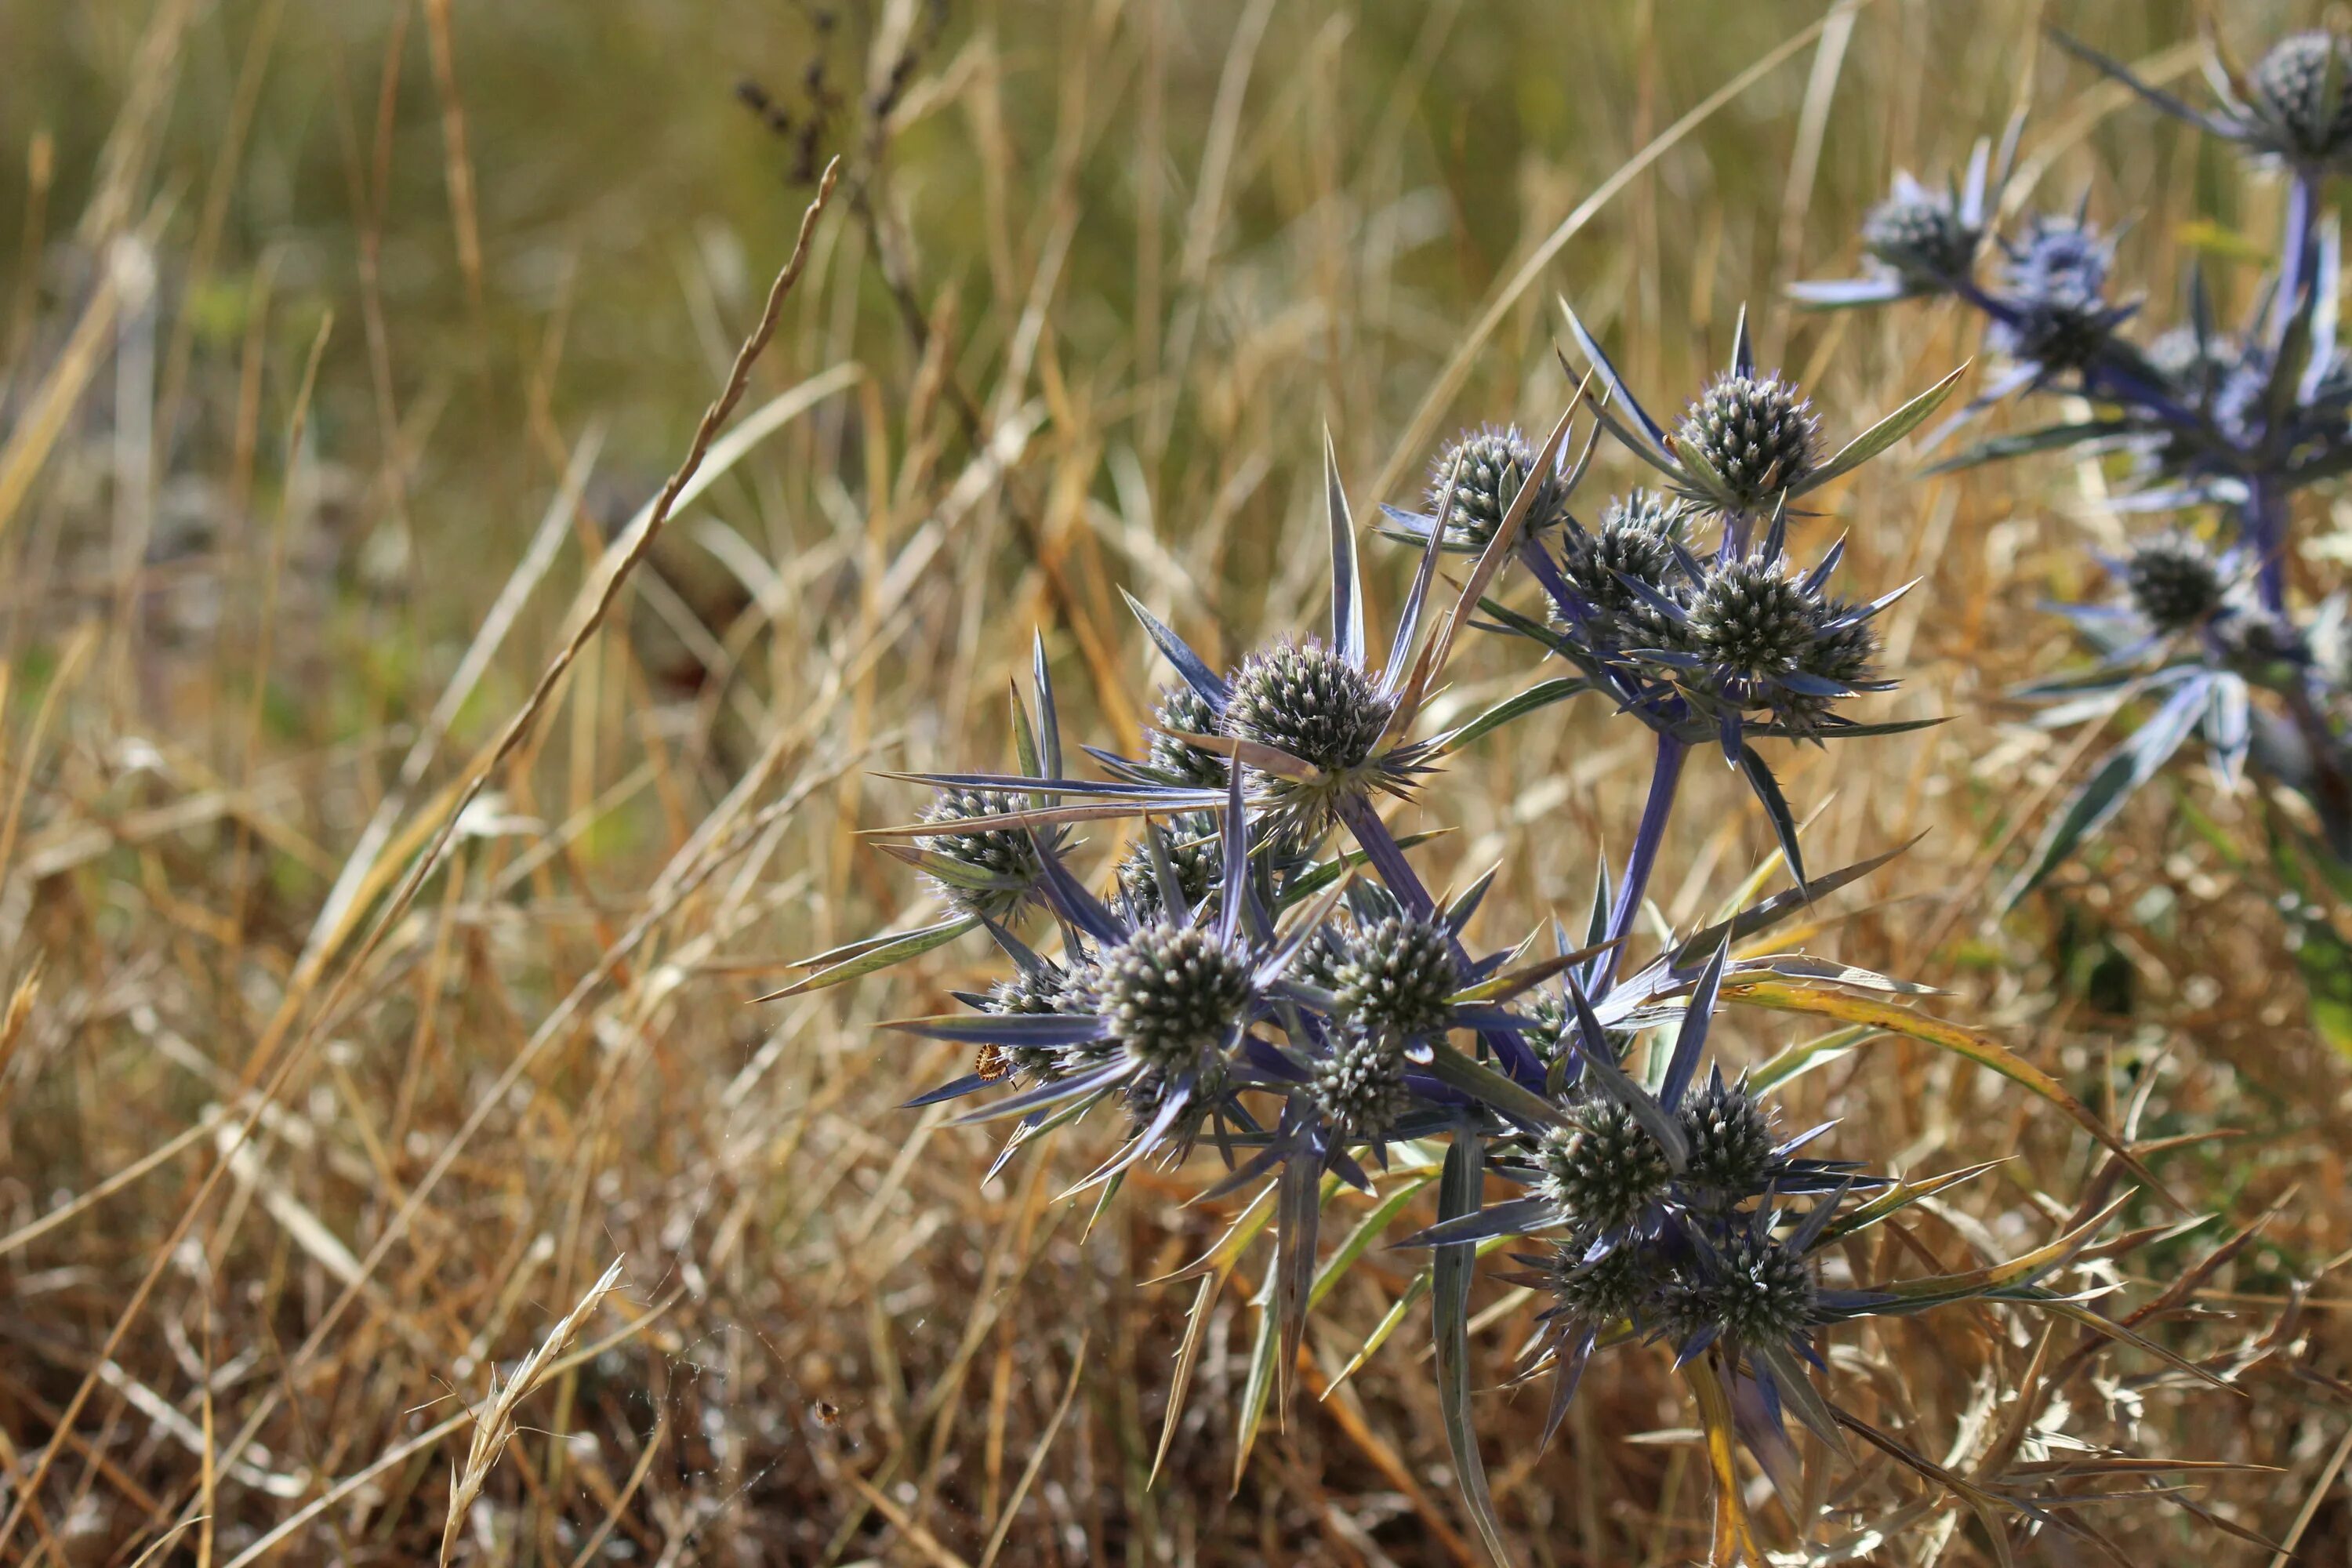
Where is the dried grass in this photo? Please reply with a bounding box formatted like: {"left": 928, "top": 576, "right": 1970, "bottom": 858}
{"left": 0, "top": 1, "right": 2345, "bottom": 1563}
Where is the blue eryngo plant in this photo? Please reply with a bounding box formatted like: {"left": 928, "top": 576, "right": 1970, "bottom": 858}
{"left": 779, "top": 372, "right": 2177, "bottom": 1561}
{"left": 1792, "top": 23, "right": 2352, "bottom": 907}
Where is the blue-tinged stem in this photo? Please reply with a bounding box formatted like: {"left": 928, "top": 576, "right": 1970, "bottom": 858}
{"left": 1599, "top": 732, "right": 1688, "bottom": 987}
{"left": 1720, "top": 510, "right": 1752, "bottom": 561}
{"left": 1335, "top": 793, "right": 1546, "bottom": 1084}
{"left": 2243, "top": 477, "right": 2290, "bottom": 615}
{"left": 2276, "top": 169, "right": 2321, "bottom": 353}
{"left": 1335, "top": 794, "right": 1438, "bottom": 920}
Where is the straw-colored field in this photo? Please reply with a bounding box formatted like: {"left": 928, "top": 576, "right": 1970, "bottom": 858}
{"left": 1, "top": 1, "right": 2346, "bottom": 1563}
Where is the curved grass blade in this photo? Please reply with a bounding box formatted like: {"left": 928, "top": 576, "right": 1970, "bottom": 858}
{"left": 1719, "top": 979, "right": 2178, "bottom": 1203}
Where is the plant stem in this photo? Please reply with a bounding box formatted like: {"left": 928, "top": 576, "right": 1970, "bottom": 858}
{"left": 2244, "top": 476, "right": 2291, "bottom": 615}
{"left": 2276, "top": 168, "right": 2321, "bottom": 353}
{"left": 1600, "top": 731, "right": 1688, "bottom": 985}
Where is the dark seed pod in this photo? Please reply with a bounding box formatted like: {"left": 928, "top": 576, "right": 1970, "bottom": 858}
{"left": 1990, "top": 217, "right": 2115, "bottom": 370}
{"left": 1536, "top": 1098, "right": 1673, "bottom": 1232}
{"left": 1541, "top": 1242, "right": 1655, "bottom": 1328}
{"left": 1676, "top": 372, "right": 1821, "bottom": 510}
{"left": 2249, "top": 31, "right": 2352, "bottom": 162}
{"left": 918, "top": 788, "right": 1044, "bottom": 919}
{"left": 1428, "top": 424, "right": 1568, "bottom": 547}
{"left": 1661, "top": 1232, "right": 1817, "bottom": 1346}
{"left": 1861, "top": 190, "right": 1974, "bottom": 285}
{"left": 1684, "top": 556, "right": 1822, "bottom": 681}
{"left": 1311, "top": 1025, "right": 1414, "bottom": 1134}
{"left": 1099, "top": 921, "right": 1255, "bottom": 1073}
{"left": 1329, "top": 914, "right": 1458, "bottom": 1038}
{"left": 1675, "top": 1074, "right": 1780, "bottom": 1198}
{"left": 2217, "top": 604, "right": 2309, "bottom": 678}
{"left": 2123, "top": 532, "right": 2226, "bottom": 633}
{"left": 1147, "top": 684, "right": 1228, "bottom": 787}
{"left": 1559, "top": 489, "right": 1691, "bottom": 649}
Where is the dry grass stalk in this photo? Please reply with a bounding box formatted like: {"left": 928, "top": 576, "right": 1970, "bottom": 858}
{"left": 435, "top": 1257, "right": 626, "bottom": 1565}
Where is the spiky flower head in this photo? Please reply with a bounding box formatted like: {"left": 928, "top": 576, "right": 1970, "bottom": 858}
{"left": 2147, "top": 325, "right": 2238, "bottom": 393}
{"left": 1328, "top": 914, "right": 1458, "bottom": 1038}
{"left": 1861, "top": 186, "right": 1976, "bottom": 285}
{"left": 1991, "top": 217, "right": 2116, "bottom": 370}
{"left": 1115, "top": 815, "right": 1224, "bottom": 920}
{"left": 2123, "top": 532, "right": 2226, "bottom": 633}
{"left": 1223, "top": 637, "right": 1399, "bottom": 833}
{"left": 1519, "top": 993, "right": 1636, "bottom": 1073}
{"left": 1559, "top": 489, "right": 1690, "bottom": 649}
{"left": 1676, "top": 1074, "right": 1779, "bottom": 1198}
{"left": 1427, "top": 424, "right": 1567, "bottom": 548}
{"left": 1521, "top": 993, "right": 1576, "bottom": 1067}
{"left": 1225, "top": 637, "right": 1392, "bottom": 772}
{"left": 2248, "top": 31, "right": 2352, "bottom": 162}
{"left": 1541, "top": 1242, "right": 1655, "bottom": 1328}
{"left": 1146, "top": 684, "right": 1228, "bottom": 788}
{"left": 1676, "top": 372, "right": 1822, "bottom": 511}
{"left": 1536, "top": 1098, "right": 1673, "bottom": 1233}
{"left": 985, "top": 962, "right": 1093, "bottom": 1085}
{"left": 1311, "top": 1025, "right": 1415, "bottom": 1134}
{"left": 1099, "top": 921, "right": 1254, "bottom": 1074}
{"left": 917, "top": 789, "right": 1043, "bottom": 919}
{"left": 1661, "top": 1232, "right": 1817, "bottom": 1347}
{"left": 1684, "top": 555, "right": 1821, "bottom": 681}
{"left": 2218, "top": 604, "right": 2310, "bottom": 679}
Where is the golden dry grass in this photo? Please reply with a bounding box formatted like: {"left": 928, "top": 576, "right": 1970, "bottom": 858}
{"left": 0, "top": 0, "right": 2349, "bottom": 1563}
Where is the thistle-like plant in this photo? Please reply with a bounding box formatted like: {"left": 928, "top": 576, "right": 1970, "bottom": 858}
{"left": 779, "top": 343, "right": 2180, "bottom": 1559}
{"left": 1792, "top": 21, "right": 2352, "bottom": 900}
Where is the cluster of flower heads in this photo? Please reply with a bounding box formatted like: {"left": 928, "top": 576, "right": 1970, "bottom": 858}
{"left": 786, "top": 335, "right": 2145, "bottom": 1550}
{"left": 1384, "top": 306, "right": 1955, "bottom": 893}
{"left": 1795, "top": 21, "right": 2352, "bottom": 889}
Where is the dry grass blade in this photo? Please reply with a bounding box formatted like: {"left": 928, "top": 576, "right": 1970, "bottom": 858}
{"left": 437, "top": 1258, "right": 625, "bottom": 1564}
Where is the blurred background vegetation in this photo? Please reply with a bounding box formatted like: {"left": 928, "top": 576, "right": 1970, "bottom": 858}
{"left": 1, "top": 0, "right": 2347, "bottom": 1563}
